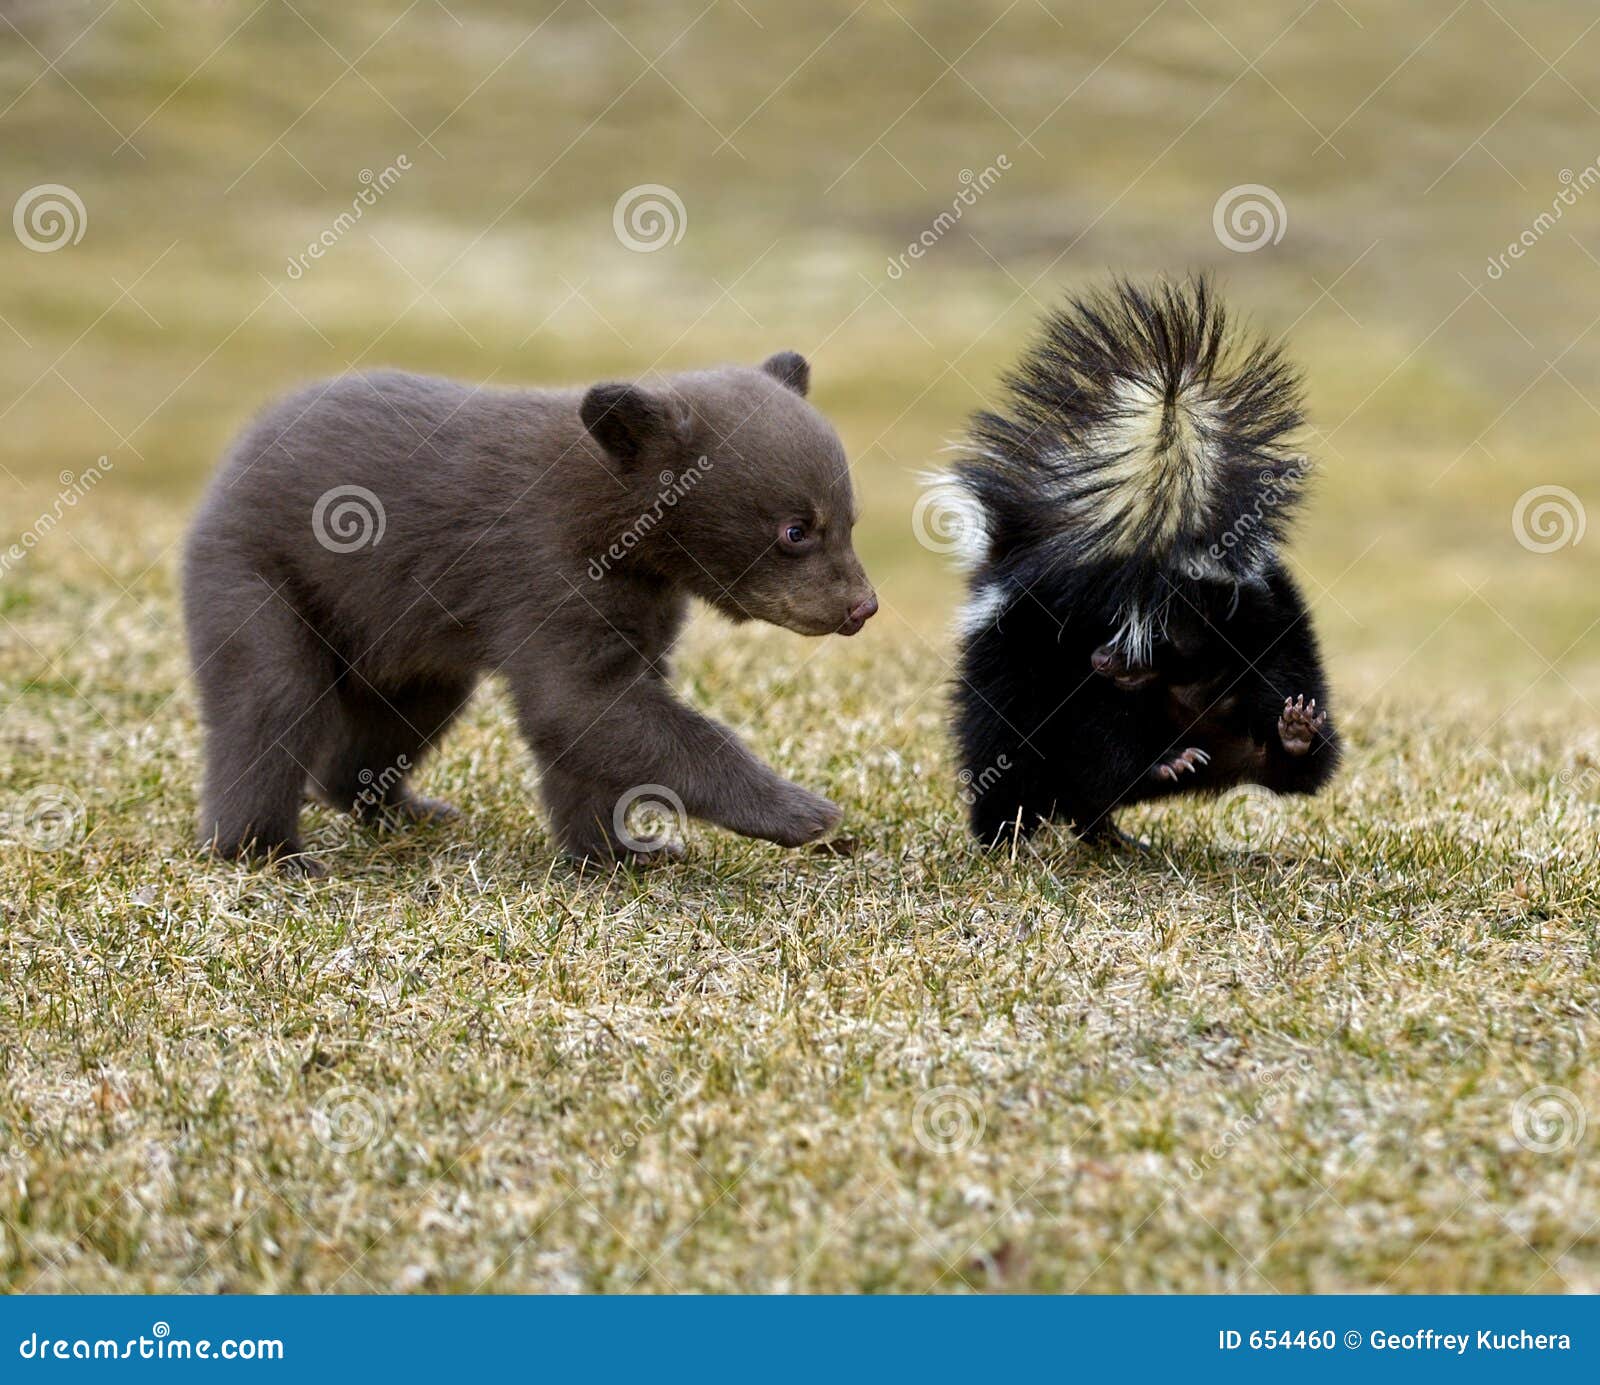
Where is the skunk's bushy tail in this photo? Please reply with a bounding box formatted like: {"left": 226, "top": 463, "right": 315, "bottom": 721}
{"left": 953, "top": 277, "right": 1307, "bottom": 585}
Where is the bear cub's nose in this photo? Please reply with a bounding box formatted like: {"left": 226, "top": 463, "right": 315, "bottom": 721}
{"left": 841, "top": 594, "right": 879, "bottom": 635}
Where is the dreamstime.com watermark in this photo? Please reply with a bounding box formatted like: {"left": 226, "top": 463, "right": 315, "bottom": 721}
{"left": 913, "top": 1084, "right": 985, "bottom": 1154}
{"left": 302, "top": 754, "right": 414, "bottom": 858}
{"left": 1213, "top": 783, "right": 1289, "bottom": 852}
{"left": 612, "top": 783, "right": 689, "bottom": 854}
{"left": 13, "top": 183, "right": 86, "bottom": 251}
{"left": 2, "top": 1121, "right": 45, "bottom": 1161}
{"left": 1185, "top": 1054, "right": 1314, "bottom": 1181}
{"left": 588, "top": 457, "right": 713, "bottom": 580}
{"left": 1511, "top": 485, "right": 1585, "bottom": 553}
{"left": 612, "top": 184, "right": 686, "bottom": 252}
{"left": 885, "top": 156, "right": 1011, "bottom": 280}
{"left": 957, "top": 754, "right": 1011, "bottom": 808}
{"left": 1183, "top": 459, "right": 1310, "bottom": 577}
{"left": 17, "top": 1323, "right": 283, "bottom": 1362}
{"left": 1510, "top": 1085, "right": 1586, "bottom": 1154}
{"left": 0, "top": 785, "right": 86, "bottom": 852}
{"left": 311, "top": 1084, "right": 389, "bottom": 1155}
{"left": 1485, "top": 161, "right": 1600, "bottom": 280}
{"left": 0, "top": 457, "right": 114, "bottom": 575}
{"left": 911, "top": 477, "right": 985, "bottom": 562}
{"left": 1556, "top": 759, "right": 1599, "bottom": 798}
{"left": 580, "top": 1051, "right": 717, "bottom": 1183}
{"left": 312, "top": 485, "right": 386, "bottom": 552}
{"left": 1213, "top": 184, "right": 1287, "bottom": 252}
{"left": 285, "top": 155, "right": 411, "bottom": 280}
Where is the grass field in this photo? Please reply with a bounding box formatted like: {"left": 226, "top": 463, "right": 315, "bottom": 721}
{"left": 1, "top": 0, "right": 1598, "bottom": 1291}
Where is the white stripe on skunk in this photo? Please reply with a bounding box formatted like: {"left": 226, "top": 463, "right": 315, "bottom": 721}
{"left": 947, "top": 277, "right": 1309, "bottom": 658}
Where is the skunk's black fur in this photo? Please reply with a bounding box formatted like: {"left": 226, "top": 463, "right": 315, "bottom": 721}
{"left": 949, "top": 277, "right": 1340, "bottom": 845}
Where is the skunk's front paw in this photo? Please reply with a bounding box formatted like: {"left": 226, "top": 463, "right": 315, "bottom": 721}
{"left": 1091, "top": 643, "right": 1158, "bottom": 690}
{"left": 1154, "top": 746, "right": 1210, "bottom": 782}
{"left": 766, "top": 783, "right": 844, "bottom": 848}
{"left": 1278, "top": 695, "right": 1327, "bottom": 756}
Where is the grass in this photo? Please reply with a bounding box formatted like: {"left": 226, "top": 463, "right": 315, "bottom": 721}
{"left": 2, "top": 501, "right": 1597, "bottom": 1292}
{"left": 2, "top": 0, "right": 1599, "bottom": 1292}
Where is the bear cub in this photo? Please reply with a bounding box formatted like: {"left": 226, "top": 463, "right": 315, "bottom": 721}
{"left": 182, "top": 351, "right": 877, "bottom": 872}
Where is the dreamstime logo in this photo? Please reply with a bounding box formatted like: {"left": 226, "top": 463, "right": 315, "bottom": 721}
{"left": 613, "top": 184, "right": 686, "bottom": 253}
{"left": 582, "top": 1051, "right": 717, "bottom": 1182}
{"left": 885, "top": 155, "right": 1011, "bottom": 280}
{"left": 1184, "top": 458, "right": 1310, "bottom": 576}
{"left": 957, "top": 754, "right": 1011, "bottom": 807}
{"left": 16, "top": 1323, "right": 283, "bottom": 1362}
{"left": 284, "top": 155, "right": 411, "bottom": 279}
{"left": 355, "top": 759, "right": 408, "bottom": 807}
{"left": 0, "top": 455, "right": 113, "bottom": 576}
{"left": 1512, "top": 485, "right": 1585, "bottom": 553}
{"left": 588, "top": 456, "right": 713, "bottom": 580}
{"left": 1511, "top": 1085, "right": 1585, "bottom": 1153}
{"left": 1213, "top": 783, "right": 1287, "bottom": 852}
{"left": 912, "top": 479, "right": 986, "bottom": 562}
{"left": 3, "top": 785, "right": 85, "bottom": 851}
{"left": 1486, "top": 162, "right": 1600, "bottom": 280}
{"left": 312, "top": 485, "right": 386, "bottom": 552}
{"left": 912, "top": 1084, "right": 985, "bottom": 1153}
{"left": 1557, "top": 760, "right": 1599, "bottom": 797}
{"left": 612, "top": 783, "right": 688, "bottom": 853}
{"left": 311, "top": 1085, "right": 388, "bottom": 1154}
{"left": 13, "top": 183, "right": 86, "bottom": 251}
{"left": 2, "top": 1122, "right": 44, "bottom": 1161}
{"left": 1185, "top": 1054, "right": 1314, "bottom": 1181}
{"left": 1212, "top": 184, "right": 1286, "bottom": 252}
{"left": 301, "top": 753, "right": 413, "bottom": 857}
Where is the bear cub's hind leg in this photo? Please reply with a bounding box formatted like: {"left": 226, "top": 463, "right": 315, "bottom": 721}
{"left": 308, "top": 677, "right": 472, "bottom": 828}
{"left": 191, "top": 597, "right": 336, "bottom": 874}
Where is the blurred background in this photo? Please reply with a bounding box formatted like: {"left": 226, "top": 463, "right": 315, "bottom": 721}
{"left": 6, "top": 4, "right": 1598, "bottom": 1296}
{"left": 2, "top": 0, "right": 1596, "bottom": 706}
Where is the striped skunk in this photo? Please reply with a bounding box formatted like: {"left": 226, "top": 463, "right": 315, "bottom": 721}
{"left": 947, "top": 277, "right": 1340, "bottom": 845}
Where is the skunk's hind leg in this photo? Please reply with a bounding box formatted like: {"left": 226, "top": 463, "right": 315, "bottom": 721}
{"left": 954, "top": 633, "right": 1067, "bottom": 843}
{"left": 955, "top": 682, "right": 1162, "bottom": 847}
{"left": 964, "top": 752, "right": 1060, "bottom": 845}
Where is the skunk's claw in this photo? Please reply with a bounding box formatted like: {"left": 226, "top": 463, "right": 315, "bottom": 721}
{"left": 1278, "top": 694, "right": 1328, "bottom": 756}
{"left": 1155, "top": 746, "right": 1211, "bottom": 781}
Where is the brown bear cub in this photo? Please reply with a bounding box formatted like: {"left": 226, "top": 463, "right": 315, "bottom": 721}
{"left": 182, "top": 352, "right": 877, "bottom": 873}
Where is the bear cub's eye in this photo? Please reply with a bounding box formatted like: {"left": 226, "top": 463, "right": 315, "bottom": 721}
{"left": 777, "top": 520, "right": 817, "bottom": 553}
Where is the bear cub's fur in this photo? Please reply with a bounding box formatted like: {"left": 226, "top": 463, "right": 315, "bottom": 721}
{"left": 182, "top": 352, "right": 877, "bottom": 872}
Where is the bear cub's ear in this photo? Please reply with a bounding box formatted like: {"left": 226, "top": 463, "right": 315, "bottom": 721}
{"left": 761, "top": 350, "right": 810, "bottom": 397}
{"left": 581, "top": 382, "right": 683, "bottom": 465}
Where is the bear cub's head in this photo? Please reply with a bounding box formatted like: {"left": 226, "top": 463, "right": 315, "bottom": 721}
{"left": 581, "top": 352, "right": 878, "bottom": 637}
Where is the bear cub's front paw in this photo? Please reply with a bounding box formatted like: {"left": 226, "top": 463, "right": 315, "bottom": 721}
{"left": 765, "top": 783, "right": 844, "bottom": 848}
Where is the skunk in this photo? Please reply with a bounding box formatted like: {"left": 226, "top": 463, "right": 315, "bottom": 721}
{"left": 946, "top": 277, "right": 1340, "bottom": 845}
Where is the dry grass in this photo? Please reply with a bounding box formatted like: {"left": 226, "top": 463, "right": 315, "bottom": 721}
{"left": 2, "top": 0, "right": 1599, "bottom": 1293}
{"left": 1, "top": 503, "right": 1597, "bottom": 1293}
